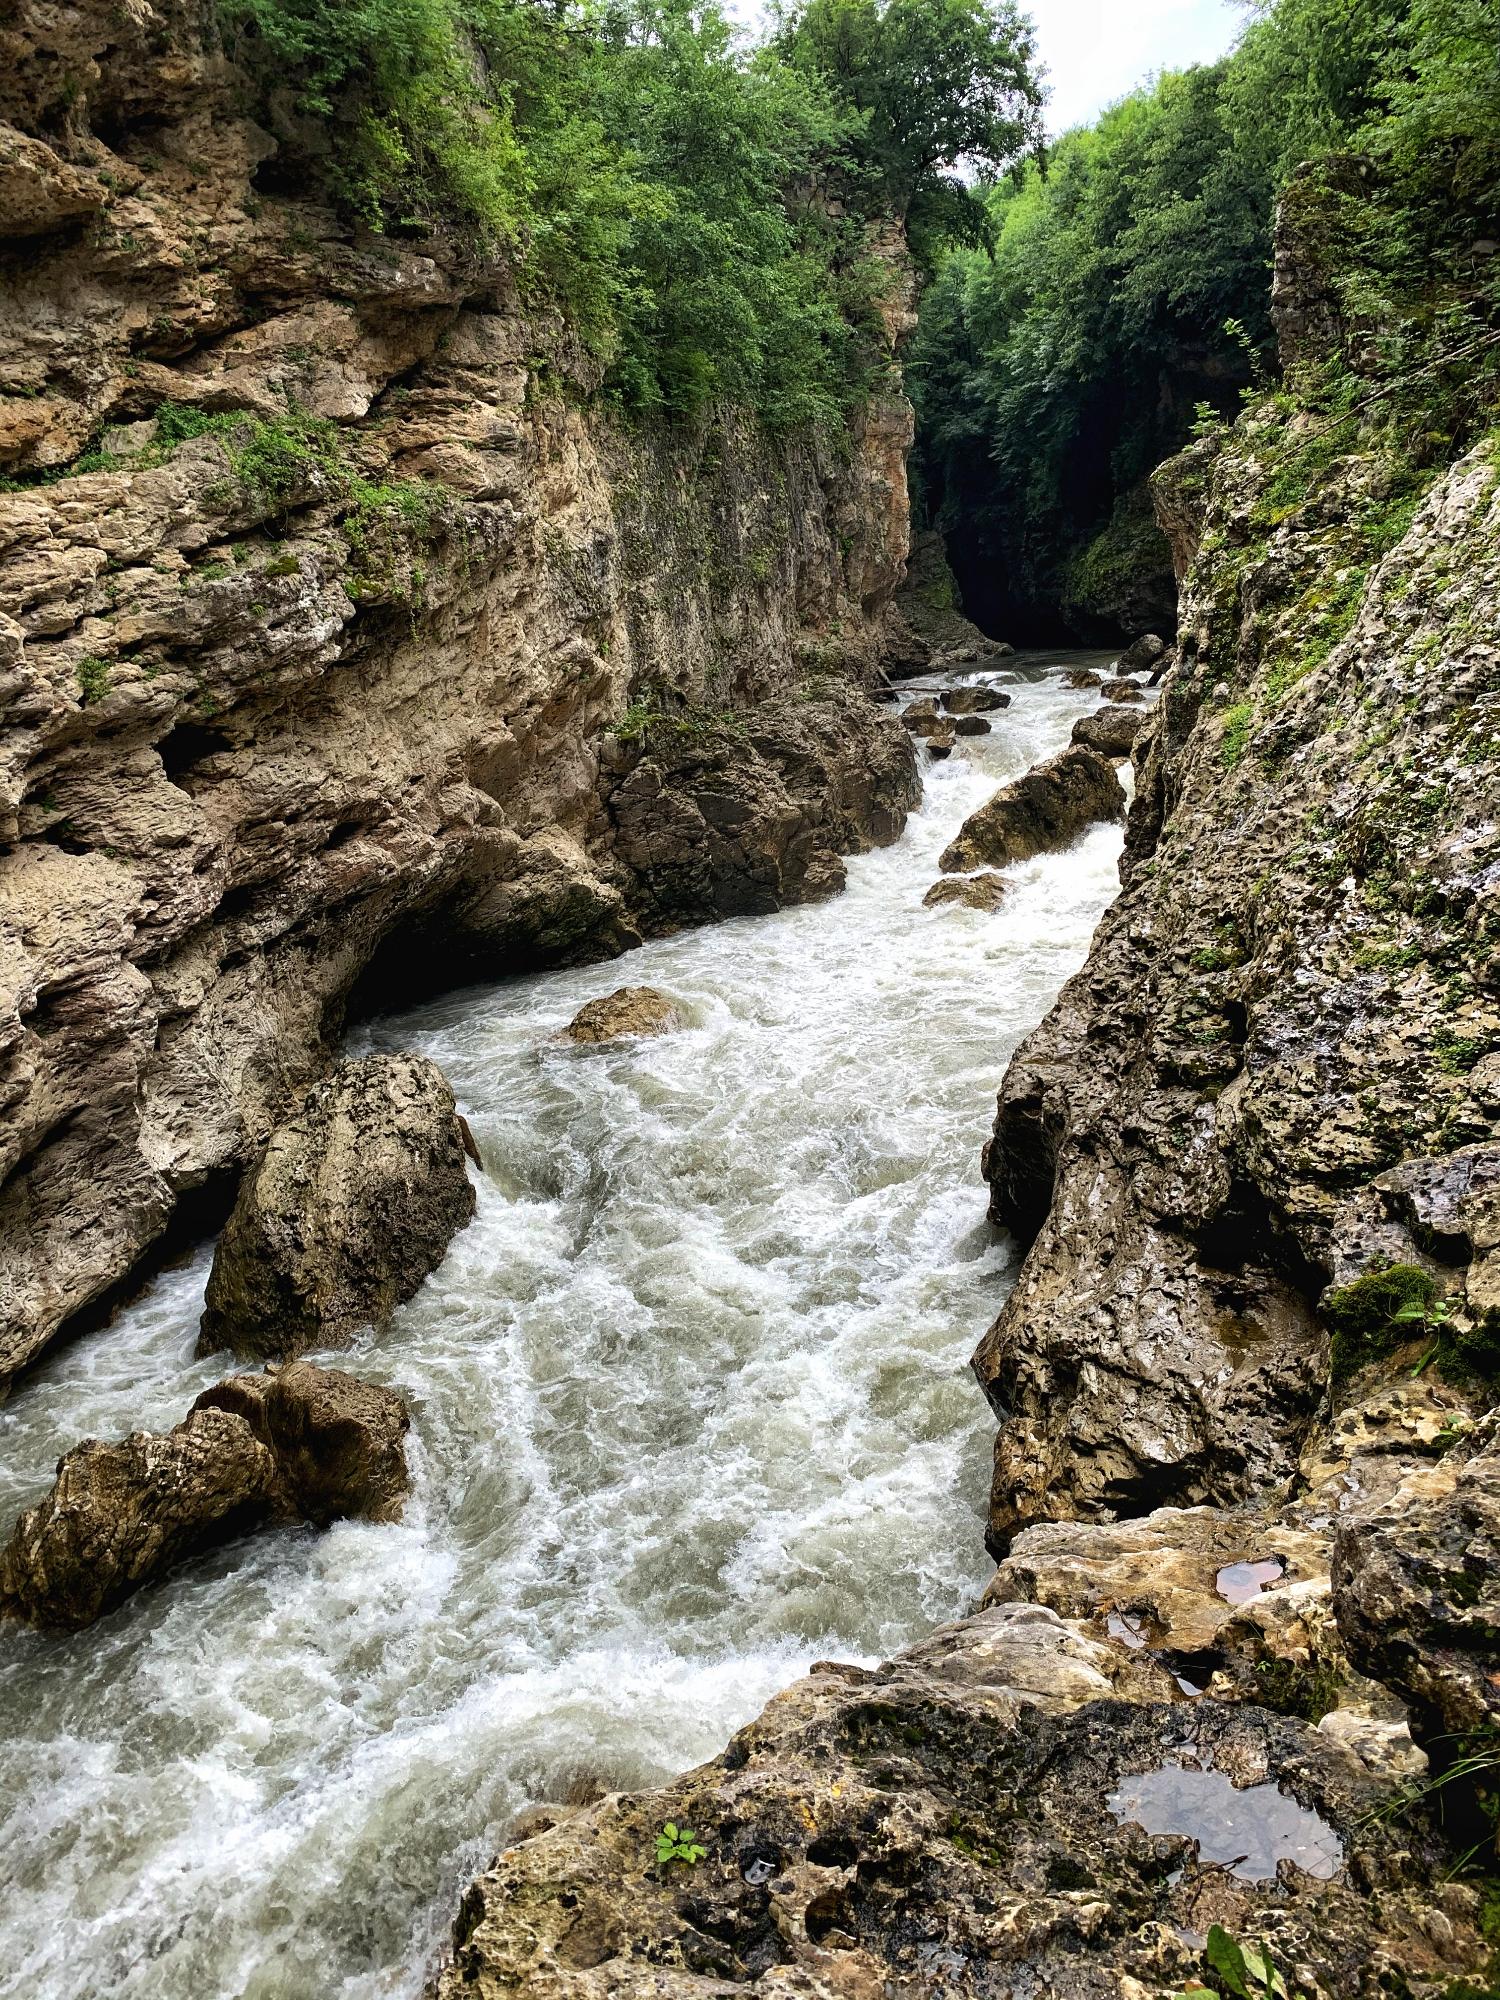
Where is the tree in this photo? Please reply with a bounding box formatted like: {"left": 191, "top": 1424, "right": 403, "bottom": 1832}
{"left": 775, "top": 0, "right": 1043, "bottom": 247}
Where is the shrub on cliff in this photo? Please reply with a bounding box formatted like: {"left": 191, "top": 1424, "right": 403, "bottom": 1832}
{"left": 221, "top": 0, "right": 1041, "bottom": 430}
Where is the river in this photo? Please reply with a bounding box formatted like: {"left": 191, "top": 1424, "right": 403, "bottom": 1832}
{"left": 0, "top": 649, "right": 1126, "bottom": 2000}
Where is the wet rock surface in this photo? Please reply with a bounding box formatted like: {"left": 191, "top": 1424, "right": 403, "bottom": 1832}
{"left": 941, "top": 686, "right": 1011, "bottom": 715}
{"left": 940, "top": 745, "right": 1124, "bottom": 874}
{"left": 924, "top": 873, "right": 1008, "bottom": 912}
{"left": 1071, "top": 702, "right": 1148, "bottom": 759}
{"left": 1119, "top": 633, "right": 1167, "bottom": 674}
{"left": 431, "top": 1608, "right": 1473, "bottom": 2000}
{"left": 0, "top": 1362, "right": 409, "bottom": 1629}
{"left": 563, "top": 986, "right": 681, "bottom": 1044}
{"left": 198, "top": 1054, "right": 476, "bottom": 1362}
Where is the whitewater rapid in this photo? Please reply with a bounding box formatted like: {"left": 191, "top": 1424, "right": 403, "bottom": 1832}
{"left": 0, "top": 651, "right": 1125, "bottom": 2000}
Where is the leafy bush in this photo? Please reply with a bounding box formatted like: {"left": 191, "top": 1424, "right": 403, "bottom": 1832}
{"left": 221, "top": 0, "right": 1041, "bottom": 431}
{"left": 1321, "top": 1261, "right": 1442, "bottom": 1378}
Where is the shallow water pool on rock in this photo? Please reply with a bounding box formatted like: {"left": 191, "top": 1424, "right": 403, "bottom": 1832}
{"left": 1108, "top": 1760, "right": 1345, "bottom": 1881}
{"left": 0, "top": 653, "right": 1131, "bottom": 2000}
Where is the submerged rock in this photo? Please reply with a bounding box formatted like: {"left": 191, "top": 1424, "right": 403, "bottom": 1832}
{"left": 0, "top": 1362, "right": 409, "bottom": 1629}
{"left": 940, "top": 685, "right": 1011, "bottom": 715}
{"left": 563, "top": 987, "right": 680, "bottom": 1044}
{"left": 198, "top": 1054, "right": 476, "bottom": 1363}
{"left": 924, "top": 873, "right": 1007, "bottom": 912}
{"left": 940, "top": 746, "right": 1124, "bottom": 873}
{"left": 1071, "top": 703, "right": 1148, "bottom": 759}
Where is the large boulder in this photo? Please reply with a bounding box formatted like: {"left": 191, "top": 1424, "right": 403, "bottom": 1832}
{"left": 563, "top": 987, "right": 680, "bottom": 1044}
{"left": 0, "top": 1362, "right": 410, "bottom": 1629}
{"left": 941, "top": 685, "right": 1011, "bottom": 715}
{"left": 924, "top": 873, "right": 1007, "bottom": 912}
{"left": 1119, "top": 632, "right": 1166, "bottom": 673}
{"left": 198, "top": 1054, "right": 476, "bottom": 1362}
{"left": 940, "top": 747, "right": 1125, "bottom": 873}
{"left": 1072, "top": 704, "right": 1149, "bottom": 760}
{"left": 1100, "top": 677, "right": 1145, "bottom": 703}
{"left": 193, "top": 1360, "right": 411, "bottom": 1528}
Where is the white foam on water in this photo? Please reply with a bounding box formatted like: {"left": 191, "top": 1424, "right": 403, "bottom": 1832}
{"left": 0, "top": 651, "right": 1129, "bottom": 1999}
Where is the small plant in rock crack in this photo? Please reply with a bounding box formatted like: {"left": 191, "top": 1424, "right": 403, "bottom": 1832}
{"left": 653, "top": 1822, "right": 707, "bottom": 1868}
{"left": 1162, "top": 1922, "right": 1313, "bottom": 1999}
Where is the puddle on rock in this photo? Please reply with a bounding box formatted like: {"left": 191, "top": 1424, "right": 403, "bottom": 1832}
{"left": 1107, "top": 1762, "right": 1343, "bottom": 1881}
{"left": 1107, "top": 1610, "right": 1148, "bottom": 1650}
{"left": 1215, "top": 1557, "right": 1285, "bottom": 1605}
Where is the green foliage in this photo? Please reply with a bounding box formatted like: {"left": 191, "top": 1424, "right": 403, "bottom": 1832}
{"left": 653, "top": 1821, "right": 706, "bottom": 1867}
{"left": 1221, "top": 702, "right": 1255, "bottom": 769}
{"left": 911, "top": 0, "right": 1500, "bottom": 628}
{"left": 1322, "top": 1261, "right": 1442, "bottom": 1378}
{"left": 909, "top": 56, "right": 1276, "bottom": 614}
{"left": 75, "top": 656, "right": 111, "bottom": 706}
{"left": 220, "top": 0, "right": 1038, "bottom": 430}
{"left": 774, "top": 0, "right": 1043, "bottom": 254}
{"left": 1251, "top": 1655, "right": 1343, "bottom": 1722}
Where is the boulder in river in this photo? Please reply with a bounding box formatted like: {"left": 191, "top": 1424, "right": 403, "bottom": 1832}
{"left": 198, "top": 1054, "right": 476, "bottom": 1363}
{"left": 924, "top": 721, "right": 956, "bottom": 757}
{"left": 1072, "top": 703, "right": 1148, "bottom": 759}
{"left": 1100, "top": 677, "right": 1145, "bottom": 703}
{"left": 0, "top": 1362, "right": 410, "bottom": 1629}
{"left": 1119, "top": 632, "right": 1166, "bottom": 673}
{"left": 952, "top": 714, "right": 992, "bottom": 737}
{"left": 1063, "top": 668, "right": 1102, "bottom": 688}
{"left": 924, "top": 873, "right": 1007, "bottom": 912}
{"left": 940, "top": 746, "right": 1125, "bottom": 873}
{"left": 940, "top": 686, "right": 1011, "bottom": 715}
{"left": 564, "top": 986, "right": 681, "bottom": 1044}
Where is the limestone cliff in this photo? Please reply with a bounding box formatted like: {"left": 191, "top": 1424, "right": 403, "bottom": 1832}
{"left": 0, "top": 0, "right": 921, "bottom": 1395}
{"left": 975, "top": 165, "right": 1500, "bottom": 1550}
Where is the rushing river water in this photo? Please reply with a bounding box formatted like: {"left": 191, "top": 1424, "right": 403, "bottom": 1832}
{"left": 0, "top": 650, "right": 1127, "bottom": 2000}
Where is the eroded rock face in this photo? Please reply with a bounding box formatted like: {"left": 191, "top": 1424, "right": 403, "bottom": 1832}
{"left": 0, "top": 0, "right": 920, "bottom": 1399}
{"left": 976, "top": 320, "right": 1500, "bottom": 1552}
{"left": 431, "top": 1604, "right": 1473, "bottom": 2000}
{"left": 1333, "top": 1433, "right": 1500, "bottom": 1741}
{"left": 198, "top": 1054, "right": 476, "bottom": 1362}
{"left": 1072, "top": 703, "right": 1148, "bottom": 760}
{"left": 0, "top": 1361, "right": 409, "bottom": 1628}
{"left": 940, "top": 746, "right": 1124, "bottom": 874}
{"left": 563, "top": 987, "right": 680, "bottom": 1044}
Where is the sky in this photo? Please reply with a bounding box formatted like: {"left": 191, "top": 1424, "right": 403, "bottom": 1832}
{"left": 1030, "top": 0, "right": 1245, "bottom": 133}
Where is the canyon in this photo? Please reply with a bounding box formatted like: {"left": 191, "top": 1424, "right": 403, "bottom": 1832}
{"left": 1, "top": 3, "right": 1498, "bottom": 1998}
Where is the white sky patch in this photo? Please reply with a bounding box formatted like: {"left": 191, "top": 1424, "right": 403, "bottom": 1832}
{"left": 1032, "top": 0, "right": 1246, "bottom": 132}
{"left": 728, "top": 0, "right": 1248, "bottom": 138}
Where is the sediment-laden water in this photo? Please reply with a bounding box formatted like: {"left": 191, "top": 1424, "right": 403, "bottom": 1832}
{"left": 0, "top": 651, "right": 1126, "bottom": 2000}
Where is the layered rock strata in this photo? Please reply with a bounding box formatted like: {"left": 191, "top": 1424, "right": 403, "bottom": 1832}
{"left": 0, "top": 0, "right": 919, "bottom": 1398}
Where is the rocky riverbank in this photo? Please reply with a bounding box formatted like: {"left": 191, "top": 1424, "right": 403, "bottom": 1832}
{"left": 424, "top": 167, "right": 1500, "bottom": 2000}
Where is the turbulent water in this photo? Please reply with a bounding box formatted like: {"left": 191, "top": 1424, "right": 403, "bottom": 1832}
{"left": 0, "top": 651, "right": 1127, "bottom": 2000}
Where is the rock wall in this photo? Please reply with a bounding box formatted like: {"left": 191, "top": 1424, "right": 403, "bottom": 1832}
{"left": 975, "top": 174, "right": 1500, "bottom": 1551}
{"left": 0, "top": 0, "right": 920, "bottom": 1395}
